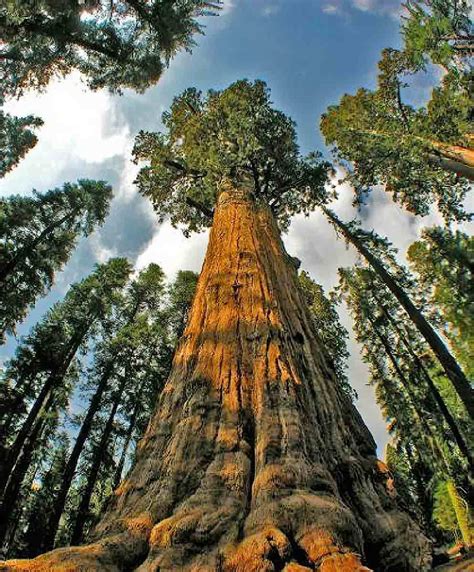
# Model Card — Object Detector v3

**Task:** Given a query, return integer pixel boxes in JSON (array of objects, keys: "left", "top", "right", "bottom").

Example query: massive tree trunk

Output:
[{"left": 1, "top": 183, "right": 431, "bottom": 571}]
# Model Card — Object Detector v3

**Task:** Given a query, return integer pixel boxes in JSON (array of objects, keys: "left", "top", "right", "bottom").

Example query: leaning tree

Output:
[{"left": 2, "top": 80, "right": 431, "bottom": 571}]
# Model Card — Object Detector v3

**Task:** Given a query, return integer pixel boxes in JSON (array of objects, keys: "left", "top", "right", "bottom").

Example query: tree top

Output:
[{"left": 133, "top": 79, "right": 331, "bottom": 235}]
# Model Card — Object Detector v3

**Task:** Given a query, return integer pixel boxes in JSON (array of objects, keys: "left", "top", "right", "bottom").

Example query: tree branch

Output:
[{"left": 185, "top": 196, "right": 214, "bottom": 219}]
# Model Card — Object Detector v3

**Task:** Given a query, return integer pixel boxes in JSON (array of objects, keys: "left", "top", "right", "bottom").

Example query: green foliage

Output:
[
  {"left": 0, "top": 108, "right": 43, "bottom": 177},
  {"left": 0, "top": 180, "right": 113, "bottom": 341},
  {"left": 0, "top": 1, "right": 222, "bottom": 98},
  {"left": 432, "top": 479, "right": 473, "bottom": 544},
  {"left": 336, "top": 260, "right": 472, "bottom": 534},
  {"left": 2, "top": 264, "right": 199, "bottom": 551},
  {"left": 166, "top": 270, "right": 199, "bottom": 342},
  {"left": 402, "top": 0, "right": 473, "bottom": 70},
  {"left": 0, "top": 258, "right": 132, "bottom": 442},
  {"left": 18, "top": 433, "right": 70, "bottom": 558},
  {"left": 321, "top": 48, "right": 472, "bottom": 222},
  {"left": 134, "top": 79, "right": 331, "bottom": 235},
  {"left": 298, "top": 270, "right": 354, "bottom": 399},
  {"left": 408, "top": 226, "right": 474, "bottom": 378}
]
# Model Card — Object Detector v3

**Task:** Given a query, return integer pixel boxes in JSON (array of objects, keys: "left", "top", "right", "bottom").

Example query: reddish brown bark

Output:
[{"left": 1, "top": 182, "right": 431, "bottom": 571}]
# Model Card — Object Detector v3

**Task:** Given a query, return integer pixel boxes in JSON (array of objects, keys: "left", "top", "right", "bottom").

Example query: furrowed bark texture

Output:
[{"left": 1, "top": 185, "right": 431, "bottom": 571}]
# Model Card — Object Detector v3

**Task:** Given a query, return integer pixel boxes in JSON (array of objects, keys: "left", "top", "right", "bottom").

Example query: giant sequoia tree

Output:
[
  {"left": 2, "top": 80, "right": 431, "bottom": 571},
  {"left": 320, "top": 49, "right": 473, "bottom": 221}
]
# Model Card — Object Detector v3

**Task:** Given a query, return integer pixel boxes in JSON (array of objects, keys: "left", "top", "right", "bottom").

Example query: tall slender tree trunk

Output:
[
  {"left": 322, "top": 206, "right": 474, "bottom": 419},
  {"left": 43, "top": 361, "right": 116, "bottom": 551},
  {"left": 70, "top": 376, "right": 127, "bottom": 546},
  {"left": 373, "top": 295, "right": 472, "bottom": 465},
  {"left": 112, "top": 380, "right": 145, "bottom": 491},
  {"left": 2, "top": 184, "right": 431, "bottom": 571}
]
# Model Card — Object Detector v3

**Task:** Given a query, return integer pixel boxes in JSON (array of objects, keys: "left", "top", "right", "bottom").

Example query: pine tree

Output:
[
  {"left": 0, "top": 108, "right": 43, "bottom": 177},
  {"left": 0, "top": 1, "right": 222, "bottom": 98},
  {"left": 4, "top": 79, "right": 431, "bottom": 571},
  {"left": 42, "top": 263, "right": 167, "bottom": 550},
  {"left": 0, "top": 180, "right": 113, "bottom": 341},
  {"left": 336, "top": 266, "right": 472, "bottom": 544},
  {"left": 18, "top": 433, "right": 70, "bottom": 558},
  {"left": 408, "top": 226, "right": 473, "bottom": 379},
  {"left": 321, "top": 206, "right": 474, "bottom": 419},
  {"left": 0, "top": 258, "right": 132, "bottom": 546},
  {"left": 320, "top": 49, "right": 473, "bottom": 221}
]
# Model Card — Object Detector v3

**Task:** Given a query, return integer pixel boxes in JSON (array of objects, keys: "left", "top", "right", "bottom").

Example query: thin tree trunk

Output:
[
  {"left": 42, "top": 361, "right": 116, "bottom": 551},
  {"left": 322, "top": 206, "right": 474, "bottom": 419},
  {"left": 70, "top": 376, "right": 127, "bottom": 546},
  {"left": 369, "top": 317, "right": 453, "bottom": 473},
  {"left": 373, "top": 295, "right": 472, "bottom": 465},
  {"left": 112, "top": 382, "right": 145, "bottom": 491},
  {"left": 0, "top": 399, "right": 51, "bottom": 546},
  {"left": 3, "top": 183, "right": 431, "bottom": 571},
  {"left": 0, "top": 324, "right": 91, "bottom": 495},
  {"left": 0, "top": 210, "right": 77, "bottom": 283},
  {"left": 0, "top": 458, "right": 41, "bottom": 558}
]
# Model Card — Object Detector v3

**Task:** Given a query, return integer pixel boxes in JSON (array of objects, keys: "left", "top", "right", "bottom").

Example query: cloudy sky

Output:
[{"left": 1, "top": 0, "right": 470, "bottom": 453}]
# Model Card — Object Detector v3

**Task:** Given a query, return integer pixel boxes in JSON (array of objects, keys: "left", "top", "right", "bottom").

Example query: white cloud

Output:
[
  {"left": 135, "top": 222, "right": 209, "bottom": 279},
  {"left": 321, "top": 0, "right": 402, "bottom": 18},
  {"left": 0, "top": 73, "right": 130, "bottom": 195}
]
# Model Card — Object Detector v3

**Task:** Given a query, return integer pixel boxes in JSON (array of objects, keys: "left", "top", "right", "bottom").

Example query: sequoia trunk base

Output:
[{"left": 1, "top": 185, "right": 431, "bottom": 571}]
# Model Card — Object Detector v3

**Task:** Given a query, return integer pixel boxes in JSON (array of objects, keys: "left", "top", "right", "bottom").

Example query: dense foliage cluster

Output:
[
  {"left": 321, "top": 49, "right": 472, "bottom": 223},
  {"left": 0, "top": 180, "right": 113, "bottom": 341},
  {"left": 0, "top": 0, "right": 222, "bottom": 98},
  {"left": 0, "top": 110, "right": 43, "bottom": 178},
  {"left": 133, "top": 79, "right": 331, "bottom": 234}
]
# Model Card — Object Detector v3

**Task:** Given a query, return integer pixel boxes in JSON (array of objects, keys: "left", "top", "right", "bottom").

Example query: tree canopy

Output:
[
  {"left": 0, "top": 109, "right": 43, "bottom": 178},
  {"left": 402, "top": 0, "right": 474, "bottom": 71},
  {"left": 320, "top": 48, "right": 472, "bottom": 222},
  {"left": 0, "top": 1, "right": 222, "bottom": 98},
  {"left": 0, "top": 179, "right": 113, "bottom": 341},
  {"left": 133, "top": 79, "right": 331, "bottom": 234}
]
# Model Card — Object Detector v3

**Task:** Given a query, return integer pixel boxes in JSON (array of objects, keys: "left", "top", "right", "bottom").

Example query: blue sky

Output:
[{"left": 1, "top": 0, "right": 468, "bottom": 452}]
